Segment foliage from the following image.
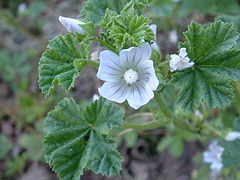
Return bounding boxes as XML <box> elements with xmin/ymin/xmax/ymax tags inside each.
<box><xmin>178</xmin><ymin>0</ymin><xmax>240</xmax><ymax>18</ymax></box>
<box><xmin>79</xmin><ymin>0</ymin><xmax>128</xmax><ymax>23</ymax></box>
<box><xmin>99</xmin><ymin>7</ymin><xmax>154</xmax><ymax>50</ymax></box>
<box><xmin>19</xmin><ymin>121</ymin><xmax>45</xmax><ymax>161</ymax></box>
<box><xmin>0</xmin><ymin>50</ymin><xmax>31</xmax><ymax>90</ymax></box>
<box><xmin>172</xmin><ymin>21</ymin><xmax>240</xmax><ymax>111</ymax></box>
<box><xmin>0</xmin><ymin>134</ymin><xmax>12</xmax><ymax>160</ymax></box>
<box><xmin>220</xmin><ymin>118</ymin><xmax>240</xmax><ymax>167</ymax></box>
<box><xmin>38</xmin><ymin>33</ymin><xmax>90</xmax><ymax>96</ymax></box>
<box><xmin>44</xmin><ymin>97</ymin><xmax>125</xmax><ymax>179</ymax></box>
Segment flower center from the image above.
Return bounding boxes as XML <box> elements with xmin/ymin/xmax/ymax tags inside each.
<box><xmin>124</xmin><ymin>69</ymin><xmax>138</xmax><ymax>84</ymax></box>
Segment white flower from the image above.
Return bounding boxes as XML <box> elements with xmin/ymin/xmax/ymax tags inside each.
<box><xmin>168</xmin><ymin>30</ymin><xmax>178</xmax><ymax>43</ymax></box>
<box><xmin>92</xmin><ymin>94</ymin><xmax>100</xmax><ymax>102</ymax></box>
<box><xmin>97</xmin><ymin>43</ymin><xmax>159</xmax><ymax>109</ymax></box>
<box><xmin>203</xmin><ymin>141</ymin><xmax>224</xmax><ymax>178</ymax></box>
<box><xmin>194</xmin><ymin>110</ymin><xmax>203</xmax><ymax>120</ymax></box>
<box><xmin>225</xmin><ymin>131</ymin><xmax>240</xmax><ymax>141</ymax></box>
<box><xmin>149</xmin><ymin>24</ymin><xmax>159</xmax><ymax>52</ymax></box>
<box><xmin>58</xmin><ymin>16</ymin><xmax>85</xmax><ymax>34</ymax></box>
<box><xmin>169</xmin><ymin>48</ymin><xmax>194</xmax><ymax>72</ymax></box>
<box><xmin>18</xmin><ymin>3</ymin><xmax>27</xmax><ymax>13</ymax></box>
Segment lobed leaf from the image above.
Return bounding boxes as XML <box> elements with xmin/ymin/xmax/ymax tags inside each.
<box><xmin>38</xmin><ymin>33</ymin><xmax>90</xmax><ymax>96</ymax></box>
<box><xmin>44</xmin><ymin>97</ymin><xmax>125</xmax><ymax>180</ymax></box>
<box><xmin>79</xmin><ymin>0</ymin><xmax>127</xmax><ymax>23</ymax></box>
<box><xmin>172</xmin><ymin>21</ymin><xmax>240</xmax><ymax>111</ymax></box>
<box><xmin>100</xmin><ymin>9</ymin><xmax>154</xmax><ymax>50</ymax></box>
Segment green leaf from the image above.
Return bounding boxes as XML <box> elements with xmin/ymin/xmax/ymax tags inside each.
<box><xmin>0</xmin><ymin>134</ymin><xmax>12</xmax><ymax>160</ymax></box>
<box><xmin>19</xmin><ymin>133</ymin><xmax>43</xmax><ymax>161</ymax></box>
<box><xmin>79</xmin><ymin>0</ymin><xmax>127</xmax><ymax>23</ymax></box>
<box><xmin>38</xmin><ymin>33</ymin><xmax>90</xmax><ymax>96</ymax></box>
<box><xmin>44</xmin><ymin>97</ymin><xmax>125</xmax><ymax>180</ymax></box>
<box><xmin>178</xmin><ymin>0</ymin><xmax>240</xmax><ymax>18</ymax></box>
<box><xmin>172</xmin><ymin>21</ymin><xmax>240</xmax><ymax>111</ymax></box>
<box><xmin>100</xmin><ymin>9</ymin><xmax>154</xmax><ymax>50</ymax></box>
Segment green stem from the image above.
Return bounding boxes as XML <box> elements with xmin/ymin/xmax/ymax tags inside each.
<box><xmin>87</xmin><ymin>60</ymin><xmax>99</xmax><ymax>67</ymax></box>
<box><xmin>122</xmin><ymin>120</ymin><xmax>167</xmax><ymax>130</ymax></box>
<box><xmin>154</xmin><ymin>92</ymin><xmax>173</xmax><ymax>119</ymax></box>
<box><xmin>96</xmin><ymin>38</ymin><xmax>119</xmax><ymax>54</ymax></box>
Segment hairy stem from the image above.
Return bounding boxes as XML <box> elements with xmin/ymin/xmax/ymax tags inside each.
<box><xmin>122</xmin><ymin>120</ymin><xmax>167</xmax><ymax>130</ymax></box>
<box><xmin>154</xmin><ymin>92</ymin><xmax>173</xmax><ymax>119</ymax></box>
<box><xmin>96</xmin><ymin>38</ymin><xmax>119</xmax><ymax>54</ymax></box>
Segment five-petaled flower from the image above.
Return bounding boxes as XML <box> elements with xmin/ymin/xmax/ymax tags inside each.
<box><xmin>59</xmin><ymin>16</ymin><xmax>85</xmax><ymax>34</ymax></box>
<box><xmin>169</xmin><ymin>48</ymin><xmax>194</xmax><ymax>72</ymax></box>
<box><xmin>203</xmin><ymin>141</ymin><xmax>224</xmax><ymax>178</ymax></box>
<box><xmin>97</xmin><ymin>43</ymin><xmax>159</xmax><ymax>109</ymax></box>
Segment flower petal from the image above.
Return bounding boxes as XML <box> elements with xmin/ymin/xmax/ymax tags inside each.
<box><xmin>98</xmin><ymin>81</ymin><xmax>130</xmax><ymax>103</ymax></box>
<box><xmin>127</xmin><ymin>82</ymin><xmax>154</xmax><ymax>109</ymax></box>
<box><xmin>97</xmin><ymin>50</ymin><xmax>123</xmax><ymax>82</ymax></box>
<box><xmin>119</xmin><ymin>43</ymin><xmax>152</xmax><ymax>68</ymax></box>
<box><xmin>177</xmin><ymin>62</ymin><xmax>194</xmax><ymax>71</ymax></box>
<box><xmin>149</xmin><ymin>24</ymin><xmax>157</xmax><ymax>41</ymax></box>
<box><xmin>225</xmin><ymin>131</ymin><xmax>240</xmax><ymax>141</ymax></box>
<box><xmin>59</xmin><ymin>16</ymin><xmax>85</xmax><ymax>34</ymax></box>
<box><xmin>179</xmin><ymin>48</ymin><xmax>188</xmax><ymax>58</ymax></box>
<box><xmin>169</xmin><ymin>55</ymin><xmax>181</xmax><ymax>72</ymax></box>
<box><xmin>138</xmin><ymin>60</ymin><xmax>159</xmax><ymax>91</ymax></box>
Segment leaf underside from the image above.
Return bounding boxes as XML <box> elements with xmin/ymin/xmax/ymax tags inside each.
<box><xmin>172</xmin><ymin>21</ymin><xmax>240</xmax><ymax>111</ymax></box>
<box><xmin>44</xmin><ymin>98</ymin><xmax>125</xmax><ymax>180</ymax></box>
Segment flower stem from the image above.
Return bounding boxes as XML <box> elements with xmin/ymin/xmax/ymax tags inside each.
<box><xmin>87</xmin><ymin>60</ymin><xmax>99</xmax><ymax>67</ymax></box>
<box><xmin>122</xmin><ymin>120</ymin><xmax>167</xmax><ymax>130</ymax></box>
<box><xmin>154</xmin><ymin>92</ymin><xmax>173</xmax><ymax>119</ymax></box>
<box><xmin>96</xmin><ymin>38</ymin><xmax>119</xmax><ymax>54</ymax></box>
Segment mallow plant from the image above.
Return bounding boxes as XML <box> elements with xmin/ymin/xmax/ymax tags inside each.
<box><xmin>38</xmin><ymin>0</ymin><xmax>240</xmax><ymax>179</ymax></box>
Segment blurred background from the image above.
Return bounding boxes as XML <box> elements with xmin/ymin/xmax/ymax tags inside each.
<box><xmin>0</xmin><ymin>0</ymin><xmax>240</xmax><ymax>180</ymax></box>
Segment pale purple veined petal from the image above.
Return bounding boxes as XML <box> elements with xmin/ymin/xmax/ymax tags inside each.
<box><xmin>97</xmin><ymin>50</ymin><xmax>124</xmax><ymax>82</ymax></box>
<box><xmin>127</xmin><ymin>82</ymin><xmax>154</xmax><ymax>109</ymax></box>
<box><xmin>120</xmin><ymin>43</ymin><xmax>152</xmax><ymax>68</ymax></box>
<box><xmin>58</xmin><ymin>16</ymin><xmax>85</xmax><ymax>34</ymax></box>
<box><xmin>137</xmin><ymin>60</ymin><xmax>159</xmax><ymax>91</ymax></box>
<box><xmin>98</xmin><ymin>81</ymin><xmax>130</xmax><ymax>103</ymax></box>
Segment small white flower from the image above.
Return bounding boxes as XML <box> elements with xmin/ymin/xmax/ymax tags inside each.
<box><xmin>58</xmin><ymin>16</ymin><xmax>85</xmax><ymax>34</ymax></box>
<box><xmin>149</xmin><ymin>24</ymin><xmax>159</xmax><ymax>52</ymax></box>
<box><xmin>169</xmin><ymin>48</ymin><xmax>194</xmax><ymax>72</ymax></box>
<box><xmin>169</xmin><ymin>30</ymin><xmax>178</xmax><ymax>43</ymax></box>
<box><xmin>97</xmin><ymin>43</ymin><xmax>159</xmax><ymax>109</ymax></box>
<box><xmin>194</xmin><ymin>110</ymin><xmax>203</xmax><ymax>120</ymax></box>
<box><xmin>92</xmin><ymin>94</ymin><xmax>100</xmax><ymax>102</ymax></box>
<box><xmin>225</xmin><ymin>131</ymin><xmax>240</xmax><ymax>141</ymax></box>
<box><xmin>18</xmin><ymin>3</ymin><xmax>27</xmax><ymax>13</ymax></box>
<box><xmin>173</xmin><ymin>0</ymin><xmax>181</xmax><ymax>2</ymax></box>
<box><xmin>203</xmin><ymin>141</ymin><xmax>224</xmax><ymax>178</ymax></box>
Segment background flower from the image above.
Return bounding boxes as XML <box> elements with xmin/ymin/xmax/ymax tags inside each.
<box><xmin>203</xmin><ymin>141</ymin><xmax>224</xmax><ymax>178</ymax></box>
<box><xmin>169</xmin><ymin>48</ymin><xmax>194</xmax><ymax>72</ymax></box>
